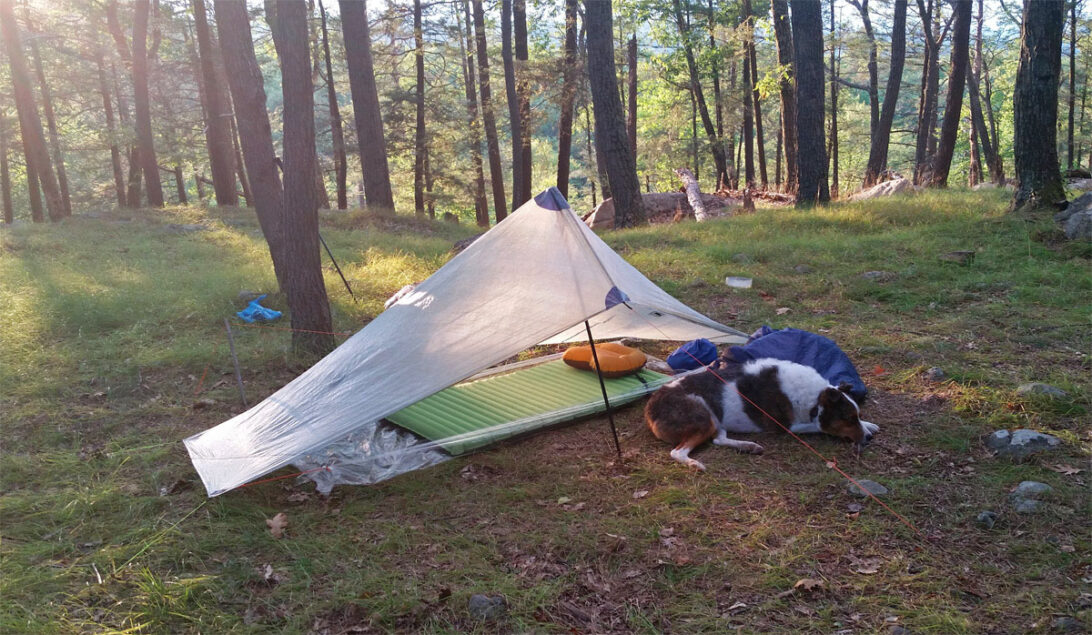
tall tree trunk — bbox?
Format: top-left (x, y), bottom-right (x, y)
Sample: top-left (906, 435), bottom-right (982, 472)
top-left (913, 0), bottom-right (941, 184)
top-left (472, 0), bottom-right (508, 221)
top-left (514, 0), bottom-right (531, 205)
top-left (862, 0), bottom-right (906, 187)
top-left (193, 0), bottom-right (239, 206)
top-left (743, 0), bottom-right (768, 189)
top-left (1011, 0), bottom-right (1065, 212)
top-left (771, 0), bottom-right (797, 193)
top-left (215, 0), bottom-right (287, 286)
top-left (556, 0), bottom-right (579, 198)
top-left (0, 0), bottom-right (64, 221)
top-left (927, 0), bottom-right (971, 187)
top-left (132, 0), bottom-right (164, 207)
top-left (173, 165), bottom-right (188, 203)
top-left (1077, 61), bottom-right (1088, 169)
top-left (0, 109), bottom-right (12, 224)
top-left (319, 0), bottom-right (347, 210)
top-left (585, 0), bottom-right (645, 226)
top-left (968, 72), bottom-right (1002, 184)
top-left (708, 0), bottom-right (723, 147)
top-left (413, 0), bottom-right (427, 217)
top-left (111, 62), bottom-right (143, 208)
top-left (1066, 0), bottom-right (1076, 169)
top-left (501, 0), bottom-right (521, 207)
top-left (828, 0), bottom-right (839, 198)
top-left (230, 113), bottom-right (252, 205)
top-left (626, 34), bottom-right (637, 171)
top-left (968, 0), bottom-right (983, 186)
top-left (848, 0), bottom-right (879, 138)
top-left (340, 0), bottom-right (396, 214)
top-left (95, 47), bottom-right (127, 207)
top-left (274, 0), bottom-right (334, 355)
top-left (791, 0), bottom-right (829, 206)
top-left (584, 102), bottom-right (598, 207)
top-left (28, 37), bottom-right (71, 217)
top-left (457, 0), bottom-right (488, 225)
top-left (742, 52), bottom-right (755, 188)
top-left (672, 0), bottom-right (728, 188)
top-left (24, 154), bottom-right (43, 222)
top-left (728, 59), bottom-right (738, 188)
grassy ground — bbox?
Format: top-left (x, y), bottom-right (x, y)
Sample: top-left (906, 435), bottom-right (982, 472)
top-left (1, 191), bottom-right (1088, 633)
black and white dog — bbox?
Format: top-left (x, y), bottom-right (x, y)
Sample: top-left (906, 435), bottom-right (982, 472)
top-left (645, 358), bottom-right (878, 470)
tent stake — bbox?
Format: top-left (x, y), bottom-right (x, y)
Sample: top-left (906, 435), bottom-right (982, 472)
top-left (318, 232), bottom-right (357, 302)
top-left (584, 321), bottom-right (622, 458)
top-left (224, 318), bottom-right (248, 407)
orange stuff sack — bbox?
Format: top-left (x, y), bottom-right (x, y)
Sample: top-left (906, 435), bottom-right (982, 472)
top-left (562, 342), bottom-right (647, 378)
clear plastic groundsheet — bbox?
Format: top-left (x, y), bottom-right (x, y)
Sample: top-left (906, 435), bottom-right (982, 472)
top-left (292, 354), bottom-right (674, 493)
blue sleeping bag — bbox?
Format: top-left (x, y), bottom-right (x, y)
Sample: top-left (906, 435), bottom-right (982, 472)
top-left (729, 326), bottom-right (868, 402)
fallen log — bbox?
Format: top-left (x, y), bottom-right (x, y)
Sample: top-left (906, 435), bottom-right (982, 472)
top-left (674, 167), bottom-right (712, 222)
top-left (584, 192), bottom-right (738, 229)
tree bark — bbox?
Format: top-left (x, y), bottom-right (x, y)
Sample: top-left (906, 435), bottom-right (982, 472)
top-left (927, 0), bottom-right (971, 187)
top-left (340, 0), bottom-right (396, 215)
top-left (847, 0), bottom-right (879, 138)
top-left (132, 0), bottom-right (164, 207)
top-left (1066, 0), bottom-right (1076, 169)
top-left (626, 34), bottom-right (638, 169)
top-left (28, 36), bottom-right (71, 217)
top-left (0, 0), bottom-right (64, 221)
top-left (173, 164), bottom-right (188, 203)
top-left (192, 0), bottom-right (239, 206)
top-left (472, 0), bottom-right (508, 222)
top-left (742, 51), bottom-right (755, 188)
top-left (230, 113), bottom-right (252, 206)
top-left (95, 46), bottom-right (127, 207)
top-left (215, 0), bottom-right (286, 284)
top-left (457, 0), bottom-right (488, 225)
top-left (913, 0), bottom-right (941, 184)
top-left (556, 0), bottom-right (579, 199)
top-left (0, 109), bottom-right (12, 224)
top-left (743, 0), bottom-right (768, 189)
top-left (24, 154), bottom-right (43, 222)
top-left (790, 0), bottom-right (829, 206)
top-left (862, 0), bottom-right (906, 188)
top-left (828, 0), bottom-right (839, 198)
top-left (672, 0), bottom-right (728, 188)
top-left (514, 0), bottom-right (531, 205)
top-left (318, 0), bottom-right (347, 210)
top-left (501, 0), bottom-right (521, 207)
top-left (1011, 0), bottom-right (1066, 212)
top-left (675, 168), bottom-right (711, 221)
top-left (413, 0), bottom-right (427, 217)
top-left (274, 0), bottom-right (334, 355)
top-left (585, 0), bottom-right (645, 227)
top-left (771, 0), bottom-right (797, 193)
top-left (967, 72), bottom-right (1002, 184)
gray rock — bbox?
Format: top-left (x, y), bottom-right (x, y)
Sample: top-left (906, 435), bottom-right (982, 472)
top-left (1051, 616), bottom-right (1085, 633)
top-left (985, 430), bottom-right (1011, 450)
top-left (1010, 481), bottom-right (1054, 499)
top-left (1066, 210), bottom-right (1092, 241)
top-left (988, 429), bottom-right (1062, 458)
top-left (847, 480), bottom-right (889, 498)
top-left (794, 264), bottom-right (813, 274)
top-left (862, 271), bottom-right (896, 282)
top-left (924, 367), bottom-right (946, 382)
top-left (1013, 499), bottom-right (1043, 514)
top-left (975, 510), bottom-right (998, 529)
top-left (1016, 383), bottom-right (1069, 398)
top-left (467, 594), bottom-right (507, 621)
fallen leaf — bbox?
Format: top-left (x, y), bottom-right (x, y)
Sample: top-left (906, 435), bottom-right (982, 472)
top-left (556, 496), bottom-right (571, 505)
top-left (776, 307), bottom-right (791, 315)
top-left (793, 578), bottom-right (824, 592)
top-left (853, 559), bottom-right (882, 575)
top-left (1060, 545), bottom-right (1076, 553)
top-left (659, 527), bottom-right (675, 538)
top-left (266, 512), bottom-right (288, 539)
top-left (1048, 464), bottom-right (1084, 476)
top-left (726, 601), bottom-right (748, 615)
top-left (872, 365), bottom-right (887, 376)
top-left (286, 491), bottom-right (310, 503)
top-left (845, 511), bottom-right (860, 519)
top-left (633, 489), bottom-right (650, 499)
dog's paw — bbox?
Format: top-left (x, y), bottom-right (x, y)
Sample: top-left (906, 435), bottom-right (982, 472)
top-left (736, 441), bottom-right (764, 455)
top-left (687, 458), bottom-right (707, 471)
top-left (862, 421), bottom-right (879, 435)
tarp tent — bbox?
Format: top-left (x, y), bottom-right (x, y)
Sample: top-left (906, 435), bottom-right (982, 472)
top-left (185, 188), bottom-right (747, 497)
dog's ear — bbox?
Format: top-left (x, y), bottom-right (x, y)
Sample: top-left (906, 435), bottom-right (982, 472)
top-left (837, 382), bottom-right (854, 394)
top-left (818, 387), bottom-right (842, 407)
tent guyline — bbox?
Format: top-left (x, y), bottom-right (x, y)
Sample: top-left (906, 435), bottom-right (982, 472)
top-left (185, 187), bottom-right (748, 497)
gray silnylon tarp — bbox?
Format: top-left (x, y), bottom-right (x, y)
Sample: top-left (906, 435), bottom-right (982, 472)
top-left (184, 188), bottom-right (747, 496)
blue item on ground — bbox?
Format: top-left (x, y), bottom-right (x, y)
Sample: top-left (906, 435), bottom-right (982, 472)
top-left (729, 326), bottom-right (868, 402)
top-left (667, 338), bottom-right (719, 371)
top-left (236, 294), bottom-right (282, 323)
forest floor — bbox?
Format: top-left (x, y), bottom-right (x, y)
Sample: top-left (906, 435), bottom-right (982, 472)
top-left (2, 190), bottom-right (1089, 634)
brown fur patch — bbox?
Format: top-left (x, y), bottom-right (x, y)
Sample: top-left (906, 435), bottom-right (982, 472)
top-left (644, 382), bottom-right (716, 447)
top-left (735, 365), bottom-right (794, 431)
